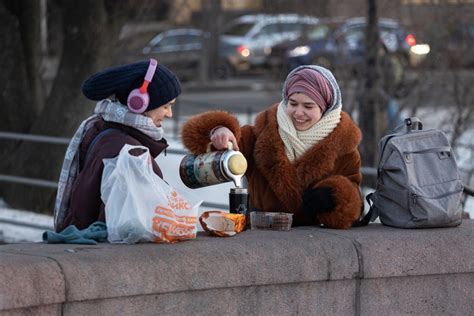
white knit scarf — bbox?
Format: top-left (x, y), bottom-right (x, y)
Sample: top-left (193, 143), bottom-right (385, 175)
top-left (53, 99), bottom-right (163, 231)
top-left (277, 101), bottom-right (341, 162)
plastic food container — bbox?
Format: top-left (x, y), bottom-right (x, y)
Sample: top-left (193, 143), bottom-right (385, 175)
top-left (250, 212), bottom-right (293, 231)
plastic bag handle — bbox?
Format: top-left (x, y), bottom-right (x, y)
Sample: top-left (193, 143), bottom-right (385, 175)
top-left (116, 144), bottom-right (150, 171)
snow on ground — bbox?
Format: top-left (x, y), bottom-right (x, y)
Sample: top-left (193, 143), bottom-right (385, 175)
top-left (0, 206), bottom-right (53, 243)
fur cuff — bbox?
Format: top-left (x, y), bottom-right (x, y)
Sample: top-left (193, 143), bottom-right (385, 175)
top-left (315, 175), bottom-right (362, 229)
top-left (181, 111), bottom-right (241, 154)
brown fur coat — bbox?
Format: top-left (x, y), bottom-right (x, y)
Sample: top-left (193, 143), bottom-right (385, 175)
top-left (182, 104), bottom-right (363, 229)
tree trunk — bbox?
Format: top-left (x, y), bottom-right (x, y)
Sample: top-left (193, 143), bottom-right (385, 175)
top-left (358, 0), bottom-right (387, 186)
top-left (0, 1), bottom-right (38, 157)
top-left (208, 0), bottom-right (222, 80)
top-left (199, 1), bottom-right (211, 83)
top-left (19, 0), bottom-right (46, 117)
top-left (0, 0), bottom-right (130, 213)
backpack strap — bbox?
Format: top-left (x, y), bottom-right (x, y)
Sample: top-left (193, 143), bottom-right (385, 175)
top-left (392, 117), bottom-right (423, 134)
top-left (83, 128), bottom-right (121, 166)
top-left (352, 193), bottom-right (379, 227)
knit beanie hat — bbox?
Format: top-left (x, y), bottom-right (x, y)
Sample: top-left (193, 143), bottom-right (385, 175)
top-left (284, 68), bottom-right (333, 114)
top-left (81, 60), bottom-right (181, 111)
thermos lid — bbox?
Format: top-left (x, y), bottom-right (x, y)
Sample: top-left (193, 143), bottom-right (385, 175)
top-left (230, 187), bottom-right (247, 194)
top-left (228, 154), bottom-right (247, 175)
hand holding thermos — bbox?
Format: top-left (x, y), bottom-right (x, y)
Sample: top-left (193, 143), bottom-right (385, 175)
top-left (209, 126), bottom-right (240, 151)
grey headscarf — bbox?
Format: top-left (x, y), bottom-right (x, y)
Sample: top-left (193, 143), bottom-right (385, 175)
top-left (281, 65), bottom-right (342, 117)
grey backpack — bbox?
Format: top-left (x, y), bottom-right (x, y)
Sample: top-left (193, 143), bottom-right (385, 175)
top-left (364, 117), bottom-right (463, 228)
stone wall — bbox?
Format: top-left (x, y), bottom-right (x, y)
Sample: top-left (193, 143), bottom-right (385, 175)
top-left (1, 221), bottom-right (473, 315)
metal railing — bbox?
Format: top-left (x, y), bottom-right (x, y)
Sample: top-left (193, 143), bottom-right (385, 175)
top-left (0, 131), bottom-right (230, 211)
top-left (1, 130), bottom-right (473, 204)
top-left (1, 130), bottom-right (473, 233)
top-left (0, 131), bottom-right (188, 188)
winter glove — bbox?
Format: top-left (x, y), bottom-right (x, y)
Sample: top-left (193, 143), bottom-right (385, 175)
top-left (302, 187), bottom-right (336, 221)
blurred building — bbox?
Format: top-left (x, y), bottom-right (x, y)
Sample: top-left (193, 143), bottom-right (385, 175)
top-left (164, 0), bottom-right (473, 25)
top-left (169, 0), bottom-right (263, 25)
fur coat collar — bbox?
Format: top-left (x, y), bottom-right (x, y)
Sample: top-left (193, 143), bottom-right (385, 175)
top-left (253, 104), bottom-right (362, 211)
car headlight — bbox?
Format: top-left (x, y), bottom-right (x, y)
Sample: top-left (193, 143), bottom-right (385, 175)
top-left (410, 44), bottom-right (430, 55)
top-left (287, 45), bottom-right (310, 57)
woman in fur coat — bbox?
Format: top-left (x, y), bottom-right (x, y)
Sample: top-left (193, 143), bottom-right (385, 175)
top-left (181, 65), bottom-right (363, 229)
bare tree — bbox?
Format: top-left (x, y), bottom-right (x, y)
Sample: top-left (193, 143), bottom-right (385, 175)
top-left (0, 0), bottom-right (133, 212)
top-left (0, 0), bottom-right (42, 150)
top-left (448, 71), bottom-right (474, 145)
top-left (199, 0), bottom-right (223, 82)
top-left (358, 0), bottom-right (386, 181)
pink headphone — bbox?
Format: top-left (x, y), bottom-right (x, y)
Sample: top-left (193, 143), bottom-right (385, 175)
top-left (127, 59), bottom-right (158, 113)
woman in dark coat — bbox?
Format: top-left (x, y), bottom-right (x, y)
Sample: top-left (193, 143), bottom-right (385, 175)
top-left (54, 59), bottom-right (181, 232)
top-left (181, 65), bottom-right (362, 229)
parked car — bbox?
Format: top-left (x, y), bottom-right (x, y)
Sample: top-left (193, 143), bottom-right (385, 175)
top-left (220, 14), bottom-right (320, 73)
top-left (142, 28), bottom-right (232, 80)
top-left (268, 17), bottom-right (423, 74)
top-left (267, 18), bottom-right (343, 73)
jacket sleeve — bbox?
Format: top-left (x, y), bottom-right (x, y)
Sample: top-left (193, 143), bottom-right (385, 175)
top-left (181, 110), bottom-right (242, 154)
top-left (313, 150), bottom-right (363, 229)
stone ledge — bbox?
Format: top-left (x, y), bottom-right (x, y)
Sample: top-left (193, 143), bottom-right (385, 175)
top-left (0, 221), bottom-right (473, 315)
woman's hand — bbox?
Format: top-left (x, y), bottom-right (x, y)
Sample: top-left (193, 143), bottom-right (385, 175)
top-left (210, 126), bottom-right (239, 151)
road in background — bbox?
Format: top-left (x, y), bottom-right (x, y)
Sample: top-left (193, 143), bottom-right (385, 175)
top-left (180, 77), bottom-right (281, 115)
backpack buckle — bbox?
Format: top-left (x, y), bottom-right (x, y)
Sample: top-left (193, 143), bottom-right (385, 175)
top-left (404, 153), bottom-right (411, 163)
top-left (405, 117), bottom-right (423, 132)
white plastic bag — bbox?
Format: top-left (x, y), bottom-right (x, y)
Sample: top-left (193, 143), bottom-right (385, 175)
top-left (101, 144), bottom-right (202, 244)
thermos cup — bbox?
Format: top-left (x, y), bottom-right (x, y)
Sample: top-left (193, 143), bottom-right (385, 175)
top-left (180, 142), bottom-right (247, 189)
top-left (229, 188), bottom-right (249, 215)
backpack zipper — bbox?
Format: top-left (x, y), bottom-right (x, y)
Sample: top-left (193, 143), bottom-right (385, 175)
top-left (411, 184), bottom-right (463, 206)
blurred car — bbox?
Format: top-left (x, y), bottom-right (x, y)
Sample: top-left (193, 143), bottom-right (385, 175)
top-left (142, 28), bottom-right (232, 80)
top-left (267, 18), bottom-right (342, 73)
top-left (269, 17), bottom-right (424, 74)
top-left (220, 14), bottom-right (320, 73)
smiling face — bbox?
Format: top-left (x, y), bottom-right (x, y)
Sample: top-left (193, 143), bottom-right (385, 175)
top-left (144, 98), bottom-right (175, 127)
top-left (285, 93), bottom-right (323, 131)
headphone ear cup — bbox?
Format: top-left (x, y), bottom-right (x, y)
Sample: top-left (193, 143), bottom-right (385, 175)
top-left (127, 88), bottom-right (149, 113)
